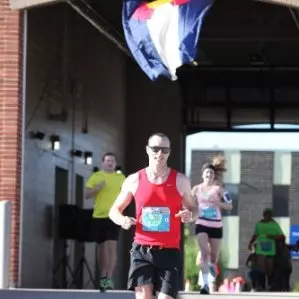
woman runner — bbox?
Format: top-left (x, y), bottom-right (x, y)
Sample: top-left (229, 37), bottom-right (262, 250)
top-left (192, 160), bottom-right (232, 294)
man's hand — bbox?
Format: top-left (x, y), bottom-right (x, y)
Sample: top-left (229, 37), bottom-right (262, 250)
top-left (121, 216), bottom-right (137, 230)
top-left (85, 181), bottom-right (106, 199)
top-left (95, 181), bottom-right (105, 191)
top-left (175, 209), bottom-right (193, 223)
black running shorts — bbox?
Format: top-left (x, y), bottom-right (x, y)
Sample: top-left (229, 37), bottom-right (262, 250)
top-left (92, 217), bottom-right (120, 244)
top-left (128, 242), bottom-right (181, 299)
top-left (195, 224), bottom-right (223, 239)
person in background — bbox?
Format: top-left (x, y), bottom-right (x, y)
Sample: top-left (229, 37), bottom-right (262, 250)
top-left (248, 208), bottom-right (284, 290)
top-left (196, 250), bottom-right (217, 292)
top-left (218, 276), bottom-right (245, 293)
top-left (273, 236), bottom-right (299, 291)
top-left (85, 152), bottom-right (125, 291)
top-left (193, 162), bottom-right (232, 294)
top-left (245, 244), bottom-right (265, 291)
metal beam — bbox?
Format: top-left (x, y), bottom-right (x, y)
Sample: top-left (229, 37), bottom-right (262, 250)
top-left (180, 65), bottom-right (299, 71)
top-left (225, 88), bottom-right (232, 129)
top-left (199, 37), bottom-right (299, 42)
top-left (269, 88), bottom-right (275, 130)
top-left (178, 67), bottom-right (299, 88)
top-left (186, 101), bottom-right (299, 109)
top-left (66, 0), bottom-right (131, 58)
top-left (10, 0), bottom-right (131, 58)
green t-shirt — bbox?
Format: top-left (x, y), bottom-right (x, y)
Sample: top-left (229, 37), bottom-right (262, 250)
top-left (254, 220), bottom-right (283, 256)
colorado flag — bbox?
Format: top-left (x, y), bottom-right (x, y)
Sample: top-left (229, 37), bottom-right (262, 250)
top-left (123, 0), bottom-right (214, 81)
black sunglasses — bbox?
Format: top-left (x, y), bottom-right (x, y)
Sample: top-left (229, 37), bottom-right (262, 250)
top-left (148, 146), bottom-right (171, 154)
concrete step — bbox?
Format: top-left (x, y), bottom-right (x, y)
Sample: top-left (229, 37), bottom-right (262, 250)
top-left (0, 290), bottom-right (298, 299)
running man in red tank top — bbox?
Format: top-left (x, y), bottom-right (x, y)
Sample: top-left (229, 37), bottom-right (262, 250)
top-left (109, 133), bottom-right (197, 299)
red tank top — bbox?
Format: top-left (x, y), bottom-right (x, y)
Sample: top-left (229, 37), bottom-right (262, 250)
top-left (134, 168), bottom-right (182, 249)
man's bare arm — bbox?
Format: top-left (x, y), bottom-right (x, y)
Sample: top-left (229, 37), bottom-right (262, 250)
top-left (177, 173), bottom-right (198, 220)
top-left (191, 185), bottom-right (199, 201)
top-left (109, 173), bottom-right (138, 226)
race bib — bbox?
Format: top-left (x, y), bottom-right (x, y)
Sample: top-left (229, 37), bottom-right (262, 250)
top-left (201, 207), bottom-right (217, 220)
top-left (260, 241), bottom-right (273, 252)
top-left (142, 207), bottom-right (170, 232)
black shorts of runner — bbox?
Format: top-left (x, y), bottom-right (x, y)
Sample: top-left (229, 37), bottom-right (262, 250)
top-left (128, 242), bottom-right (181, 299)
top-left (93, 217), bottom-right (120, 244)
top-left (195, 224), bottom-right (223, 239)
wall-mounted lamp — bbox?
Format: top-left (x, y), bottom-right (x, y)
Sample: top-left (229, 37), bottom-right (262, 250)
top-left (84, 151), bottom-right (93, 165)
top-left (115, 165), bottom-right (122, 174)
top-left (29, 131), bottom-right (45, 140)
top-left (93, 166), bottom-right (99, 172)
top-left (50, 135), bottom-right (60, 151)
top-left (70, 150), bottom-right (83, 157)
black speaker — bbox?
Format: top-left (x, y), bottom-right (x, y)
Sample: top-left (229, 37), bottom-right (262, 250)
top-left (58, 204), bottom-right (80, 240)
top-left (58, 204), bottom-right (94, 242)
top-left (76, 208), bottom-right (94, 243)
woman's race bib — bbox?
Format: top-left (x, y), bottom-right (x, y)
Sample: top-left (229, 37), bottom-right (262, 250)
top-left (201, 207), bottom-right (217, 220)
top-left (142, 207), bottom-right (170, 232)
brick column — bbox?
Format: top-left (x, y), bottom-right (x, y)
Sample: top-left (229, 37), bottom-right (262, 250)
top-left (0, 0), bottom-right (23, 287)
top-left (238, 151), bottom-right (273, 272)
top-left (289, 152), bottom-right (299, 282)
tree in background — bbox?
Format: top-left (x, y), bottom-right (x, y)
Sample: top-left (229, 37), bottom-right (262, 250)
top-left (184, 226), bottom-right (200, 290)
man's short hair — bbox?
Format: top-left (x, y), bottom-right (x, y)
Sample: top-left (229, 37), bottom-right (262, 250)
top-left (148, 132), bottom-right (170, 145)
top-left (102, 152), bottom-right (117, 162)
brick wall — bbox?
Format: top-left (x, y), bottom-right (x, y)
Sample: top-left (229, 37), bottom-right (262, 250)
top-left (0, 0), bottom-right (23, 287)
top-left (238, 151), bottom-right (274, 270)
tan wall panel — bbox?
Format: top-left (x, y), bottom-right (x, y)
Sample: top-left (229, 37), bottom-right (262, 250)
top-left (222, 216), bottom-right (239, 269)
top-left (273, 152), bottom-right (292, 185)
top-left (223, 151), bottom-right (241, 184)
top-left (10, 0), bottom-right (61, 10)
